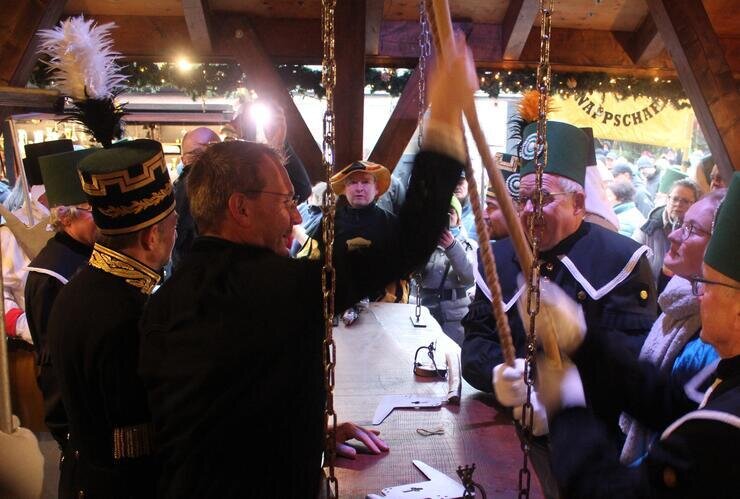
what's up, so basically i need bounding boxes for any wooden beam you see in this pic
[368,67,423,171]
[0,86,61,109]
[365,0,384,56]
[217,19,323,181]
[501,0,539,61]
[619,15,664,65]
[334,0,366,167]
[182,0,213,55]
[645,0,740,178]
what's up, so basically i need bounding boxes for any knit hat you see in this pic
[450,196,462,220]
[330,161,391,198]
[77,139,174,235]
[704,172,740,282]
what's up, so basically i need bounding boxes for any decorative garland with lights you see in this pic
[30,60,690,109]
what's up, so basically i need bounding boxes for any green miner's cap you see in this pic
[659,167,688,194]
[77,139,174,235]
[39,148,98,207]
[23,139,74,187]
[487,152,520,200]
[704,172,740,282]
[520,121,588,186]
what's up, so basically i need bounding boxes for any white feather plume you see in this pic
[38,16,127,100]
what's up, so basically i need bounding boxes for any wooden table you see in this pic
[331,303,543,498]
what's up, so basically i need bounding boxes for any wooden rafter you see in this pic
[365,0,384,56]
[501,0,538,61]
[182,0,213,55]
[368,66,423,171]
[619,15,664,65]
[645,0,739,178]
[0,86,61,109]
[218,18,323,181]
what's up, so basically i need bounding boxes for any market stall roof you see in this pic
[1,0,738,181]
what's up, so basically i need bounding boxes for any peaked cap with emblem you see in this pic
[77,139,174,235]
[704,172,740,282]
[519,121,589,186]
[330,161,391,197]
[658,167,688,194]
[486,152,521,200]
[39,148,98,207]
[23,139,74,187]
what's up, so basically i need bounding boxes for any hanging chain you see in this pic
[417,0,431,148]
[321,0,338,497]
[519,1,554,498]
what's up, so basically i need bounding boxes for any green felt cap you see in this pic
[658,167,688,194]
[519,121,589,186]
[704,172,740,282]
[39,148,98,207]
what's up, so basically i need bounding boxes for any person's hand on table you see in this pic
[334,421,389,459]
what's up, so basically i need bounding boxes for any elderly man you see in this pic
[24,148,98,451]
[172,126,220,268]
[138,42,472,498]
[462,120,657,498]
[538,173,740,498]
[48,140,177,498]
[634,177,700,292]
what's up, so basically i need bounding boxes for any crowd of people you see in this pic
[0,37,737,499]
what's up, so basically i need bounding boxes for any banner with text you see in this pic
[549,93,695,149]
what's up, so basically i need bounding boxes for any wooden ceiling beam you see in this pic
[217,19,323,181]
[368,66,423,171]
[0,86,61,109]
[334,0,367,167]
[501,0,539,61]
[366,0,385,56]
[645,0,739,178]
[618,15,664,65]
[182,0,213,55]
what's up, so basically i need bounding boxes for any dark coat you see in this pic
[551,329,740,498]
[462,222,657,434]
[24,231,92,446]
[138,150,462,498]
[48,247,160,499]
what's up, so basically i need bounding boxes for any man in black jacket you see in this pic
[138,42,474,498]
[25,148,98,450]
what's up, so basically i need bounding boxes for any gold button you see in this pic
[78,491,85,499]
[640,290,648,300]
[663,467,677,488]
[545,262,554,272]
[577,291,587,301]
[74,450,80,459]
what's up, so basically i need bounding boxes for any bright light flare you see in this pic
[250,102,272,129]
[177,58,193,72]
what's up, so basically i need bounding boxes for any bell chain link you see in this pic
[519,1,554,498]
[321,0,338,497]
[417,0,431,148]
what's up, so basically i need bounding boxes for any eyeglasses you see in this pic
[242,190,300,209]
[689,276,740,296]
[669,195,694,206]
[516,190,571,210]
[75,205,93,213]
[678,222,711,242]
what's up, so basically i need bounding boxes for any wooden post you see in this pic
[334,0,366,167]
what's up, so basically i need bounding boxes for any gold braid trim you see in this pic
[89,244,160,294]
[98,184,173,218]
[112,423,155,459]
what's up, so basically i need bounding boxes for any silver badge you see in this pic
[520,133,542,161]
[506,173,520,198]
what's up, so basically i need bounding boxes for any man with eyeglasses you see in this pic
[138,41,473,498]
[537,172,740,498]
[634,176,700,293]
[462,119,657,499]
[24,148,98,456]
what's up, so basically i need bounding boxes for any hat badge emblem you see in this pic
[521,133,543,161]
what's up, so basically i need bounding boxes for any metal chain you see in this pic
[413,273,423,322]
[417,0,431,148]
[519,1,554,498]
[321,0,338,497]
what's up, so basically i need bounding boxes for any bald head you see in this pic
[182,127,221,166]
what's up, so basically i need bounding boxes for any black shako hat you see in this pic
[77,139,174,235]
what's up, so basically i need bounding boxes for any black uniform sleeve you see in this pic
[284,144,311,203]
[24,273,64,365]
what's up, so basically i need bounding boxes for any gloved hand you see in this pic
[492,358,527,407]
[535,355,586,417]
[516,275,587,356]
[513,390,549,436]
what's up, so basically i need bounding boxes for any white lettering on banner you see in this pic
[573,94,667,128]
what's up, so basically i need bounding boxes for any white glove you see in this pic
[516,275,587,356]
[536,355,587,415]
[493,358,527,407]
[513,391,549,436]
